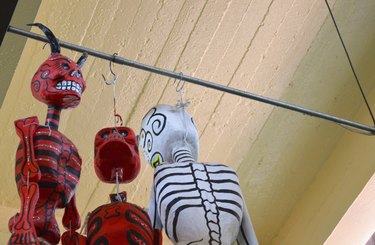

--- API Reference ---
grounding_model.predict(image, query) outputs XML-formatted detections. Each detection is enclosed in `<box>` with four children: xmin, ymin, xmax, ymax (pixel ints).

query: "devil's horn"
<box><xmin>77</xmin><ymin>52</ymin><xmax>88</xmax><ymax>68</ymax></box>
<box><xmin>27</xmin><ymin>23</ymin><xmax>61</xmax><ymax>54</ymax></box>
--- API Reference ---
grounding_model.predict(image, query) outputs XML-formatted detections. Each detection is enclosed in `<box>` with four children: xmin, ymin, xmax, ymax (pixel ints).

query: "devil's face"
<box><xmin>94</xmin><ymin>127</ymin><xmax>140</xmax><ymax>183</ymax></box>
<box><xmin>31</xmin><ymin>54</ymin><xmax>86</xmax><ymax>109</ymax></box>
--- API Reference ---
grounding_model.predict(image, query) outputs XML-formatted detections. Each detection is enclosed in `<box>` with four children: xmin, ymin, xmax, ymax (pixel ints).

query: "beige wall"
<box><xmin>272</xmin><ymin>86</ymin><xmax>375</xmax><ymax>244</ymax></box>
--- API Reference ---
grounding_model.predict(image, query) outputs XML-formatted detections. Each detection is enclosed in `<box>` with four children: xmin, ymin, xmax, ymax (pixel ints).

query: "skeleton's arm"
<box><xmin>236</xmin><ymin>203</ymin><xmax>258</xmax><ymax>245</ymax></box>
<box><xmin>148</xmin><ymin>181</ymin><xmax>163</xmax><ymax>245</ymax></box>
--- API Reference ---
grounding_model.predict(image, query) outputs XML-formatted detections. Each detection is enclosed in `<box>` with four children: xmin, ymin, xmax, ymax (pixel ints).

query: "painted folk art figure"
<box><xmin>61</xmin><ymin>126</ymin><xmax>161</xmax><ymax>245</ymax></box>
<box><xmin>8</xmin><ymin>23</ymin><xmax>88</xmax><ymax>245</ymax></box>
<box><xmin>139</xmin><ymin>104</ymin><xmax>259</xmax><ymax>245</ymax></box>
<box><xmin>61</xmin><ymin>192</ymin><xmax>157</xmax><ymax>245</ymax></box>
<box><xmin>93</xmin><ymin>126</ymin><xmax>140</xmax><ymax>184</ymax></box>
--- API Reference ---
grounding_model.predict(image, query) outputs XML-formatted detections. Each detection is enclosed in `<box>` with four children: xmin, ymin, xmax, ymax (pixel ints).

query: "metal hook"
<box><xmin>174</xmin><ymin>72</ymin><xmax>190</xmax><ymax>108</ymax></box>
<box><xmin>102</xmin><ymin>53</ymin><xmax>119</xmax><ymax>85</ymax></box>
<box><xmin>102</xmin><ymin>53</ymin><xmax>122</xmax><ymax>128</ymax></box>
<box><xmin>109</xmin><ymin>53</ymin><xmax>118</xmax><ymax>77</ymax></box>
<box><xmin>174</xmin><ymin>72</ymin><xmax>185</xmax><ymax>92</ymax></box>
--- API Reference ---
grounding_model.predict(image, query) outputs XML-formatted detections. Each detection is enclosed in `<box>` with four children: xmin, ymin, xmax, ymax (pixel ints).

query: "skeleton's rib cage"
<box><xmin>149</xmin><ymin>160</ymin><xmax>258</xmax><ymax>245</ymax></box>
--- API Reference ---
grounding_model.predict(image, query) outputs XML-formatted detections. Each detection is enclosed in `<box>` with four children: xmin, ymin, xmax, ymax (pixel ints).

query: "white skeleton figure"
<box><xmin>139</xmin><ymin>104</ymin><xmax>258</xmax><ymax>245</ymax></box>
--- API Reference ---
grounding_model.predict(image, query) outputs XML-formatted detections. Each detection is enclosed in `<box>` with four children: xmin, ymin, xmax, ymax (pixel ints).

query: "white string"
<box><xmin>174</xmin><ymin>73</ymin><xmax>190</xmax><ymax>108</ymax></box>
<box><xmin>102</xmin><ymin>57</ymin><xmax>120</xmax><ymax>128</ymax></box>
<box><xmin>116</xmin><ymin>171</ymin><xmax>121</xmax><ymax>202</ymax></box>
<box><xmin>113</xmin><ymin>77</ymin><xmax>117</xmax><ymax>127</ymax></box>
<box><xmin>174</xmin><ymin>73</ymin><xmax>190</xmax><ymax>145</ymax></box>
<box><xmin>105</xmin><ymin>74</ymin><xmax>118</xmax><ymax>128</ymax></box>
<box><xmin>47</xmin><ymin>124</ymin><xmax>52</xmax><ymax>136</ymax></box>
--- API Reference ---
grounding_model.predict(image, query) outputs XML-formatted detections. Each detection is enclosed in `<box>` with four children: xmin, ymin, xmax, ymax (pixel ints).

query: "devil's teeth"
<box><xmin>55</xmin><ymin>80</ymin><xmax>82</xmax><ymax>95</ymax></box>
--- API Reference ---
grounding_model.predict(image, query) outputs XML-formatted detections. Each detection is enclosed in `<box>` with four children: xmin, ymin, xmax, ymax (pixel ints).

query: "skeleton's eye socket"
<box><xmin>101</xmin><ymin>132</ymin><xmax>109</xmax><ymax>138</ymax></box>
<box><xmin>62</xmin><ymin>63</ymin><xmax>70</xmax><ymax>70</ymax></box>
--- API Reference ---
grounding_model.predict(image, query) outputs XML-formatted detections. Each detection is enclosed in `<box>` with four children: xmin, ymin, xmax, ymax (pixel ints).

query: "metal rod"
<box><xmin>7</xmin><ymin>25</ymin><xmax>375</xmax><ymax>134</ymax></box>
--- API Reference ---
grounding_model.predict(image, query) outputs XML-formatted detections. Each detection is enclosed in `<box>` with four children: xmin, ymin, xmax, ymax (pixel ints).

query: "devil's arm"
<box><xmin>14</xmin><ymin>116</ymin><xmax>41</xmax><ymax>182</ymax></box>
<box><xmin>8</xmin><ymin>117</ymin><xmax>41</xmax><ymax>245</ymax></box>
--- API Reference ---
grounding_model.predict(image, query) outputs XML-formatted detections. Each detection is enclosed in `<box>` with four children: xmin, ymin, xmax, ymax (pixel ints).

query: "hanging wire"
<box><xmin>174</xmin><ymin>72</ymin><xmax>190</xmax><ymax>108</ymax></box>
<box><xmin>173</xmin><ymin>73</ymin><xmax>190</xmax><ymax>144</ymax></box>
<box><xmin>102</xmin><ymin>55</ymin><xmax>125</xmax><ymax>202</ymax></box>
<box><xmin>324</xmin><ymin>0</ymin><xmax>375</xmax><ymax>128</ymax></box>
<box><xmin>115</xmin><ymin>171</ymin><xmax>121</xmax><ymax>202</ymax></box>
<box><xmin>102</xmin><ymin>53</ymin><xmax>122</xmax><ymax>128</ymax></box>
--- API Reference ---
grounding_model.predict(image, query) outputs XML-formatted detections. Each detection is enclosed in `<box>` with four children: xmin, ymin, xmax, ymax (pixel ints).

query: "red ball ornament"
<box><xmin>86</xmin><ymin>192</ymin><xmax>154</xmax><ymax>245</ymax></box>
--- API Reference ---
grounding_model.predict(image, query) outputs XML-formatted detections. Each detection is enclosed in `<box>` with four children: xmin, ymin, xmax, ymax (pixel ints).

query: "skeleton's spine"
<box><xmin>190</xmin><ymin>164</ymin><xmax>221</xmax><ymax>245</ymax></box>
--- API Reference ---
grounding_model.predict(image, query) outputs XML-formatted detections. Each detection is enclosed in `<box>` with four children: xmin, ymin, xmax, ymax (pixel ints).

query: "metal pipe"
<box><xmin>7</xmin><ymin>25</ymin><xmax>375</xmax><ymax>134</ymax></box>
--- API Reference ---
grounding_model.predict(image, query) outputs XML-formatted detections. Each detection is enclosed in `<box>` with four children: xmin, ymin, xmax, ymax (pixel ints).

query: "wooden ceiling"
<box><xmin>1</xmin><ymin>0</ymin><xmax>375</xmax><ymax>244</ymax></box>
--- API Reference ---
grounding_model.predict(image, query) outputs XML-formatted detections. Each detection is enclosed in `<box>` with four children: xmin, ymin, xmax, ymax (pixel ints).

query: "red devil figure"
<box><xmin>61</xmin><ymin>126</ymin><xmax>161</xmax><ymax>245</ymax></box>
<box><xmin>8</xmin><ymin>23</ymin><xmax>88</xmax><ymax>245</ymax></box>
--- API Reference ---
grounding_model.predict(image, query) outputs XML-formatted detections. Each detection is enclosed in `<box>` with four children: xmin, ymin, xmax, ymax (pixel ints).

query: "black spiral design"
<box><xmin>146</xmin><ymin>108</ymin><xmax>166</xmax><ymax>136</ymax></box>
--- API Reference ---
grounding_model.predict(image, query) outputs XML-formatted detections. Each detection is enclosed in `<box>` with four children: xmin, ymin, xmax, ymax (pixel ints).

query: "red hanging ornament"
<box><xmin>62</xmin><ymin>192</ymin><xmax>160</xmax><ymax>245</ymax></box>
<box><xmin>94</xmin><ymin>126</ymin><xmax>140</xmax><ymax>183</ymax></box>
<box><xmin>8</xmin><ymin>23</ymin><xmax>88</xmax><ymax>245</ymax></box>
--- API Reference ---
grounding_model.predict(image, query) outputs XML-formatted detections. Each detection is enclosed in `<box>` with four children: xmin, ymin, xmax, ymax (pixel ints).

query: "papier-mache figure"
<box><xmin>8</xmin><ymin>24</ymin><xmax>88</xmax><ymax>245</ymax></box>
<box><xmin>61</xmin><ymin>125</ymin><xmax>161</xmax><ymax>245</ymax></box>
<box><xmin>139</xmin><ymin>104</ymin><xmax>259</xmax><ymax>245</ymax></box>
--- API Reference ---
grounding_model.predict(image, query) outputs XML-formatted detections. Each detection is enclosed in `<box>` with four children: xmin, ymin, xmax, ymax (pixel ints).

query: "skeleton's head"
<box><xmin>139</xmin><ymin>104</ymin><xmax>199</xmax><ymax>167</ymax></box>
<box><xmin>94</xmin><ymin>127</ymin><xmax>140</xmax><ymax>183</ymax></box>
<box><xmin>29</xmin><ymin>23</ymin><xmax>87</xmax><ymax>109</ymax></box>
